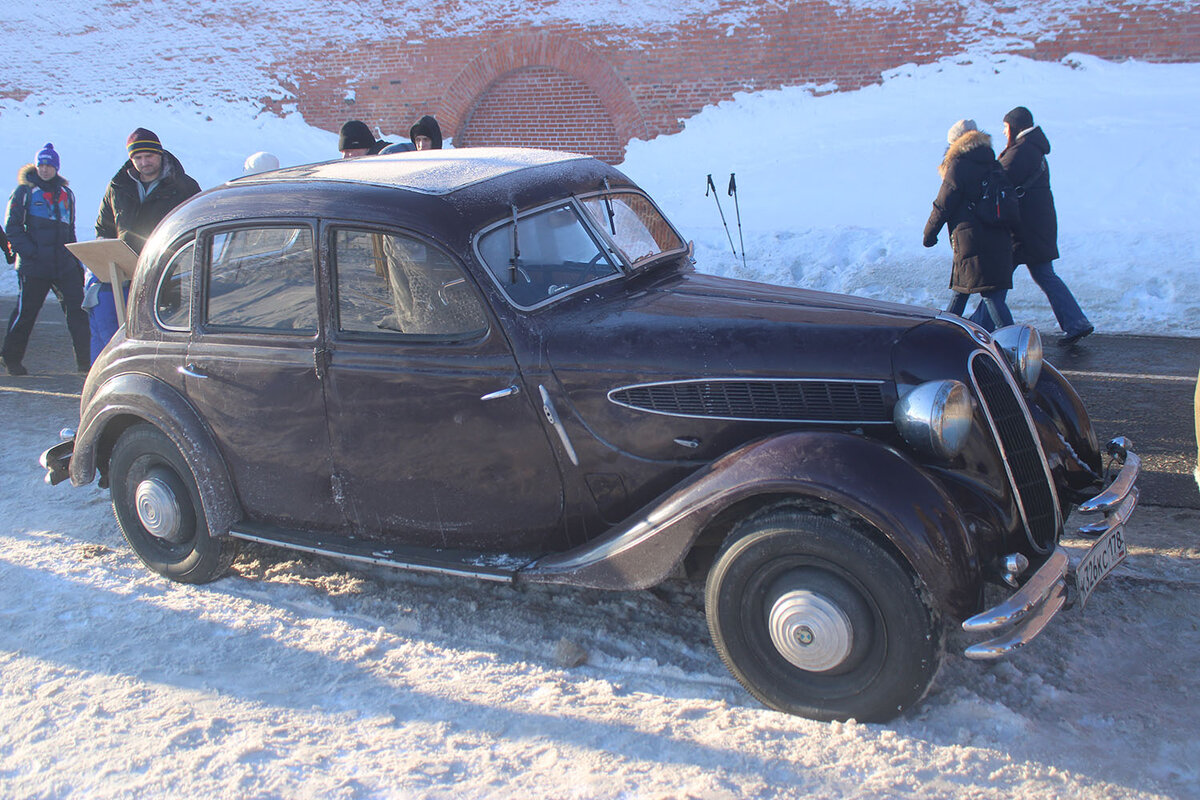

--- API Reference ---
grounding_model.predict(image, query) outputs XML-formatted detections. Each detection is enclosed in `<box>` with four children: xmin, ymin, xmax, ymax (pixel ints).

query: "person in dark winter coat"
<box><xmin>338</xmin><ymin>120</ymin><xmax>391</xmax><ymax>157</ymax></box>
<box><xmin>409</xmin><ymin>115</ymin><xmax>443</xmax><ymax>151</ymax></box>
<box><xmin>1</xmin><ymin>143</ymin><xmax>91</xmax><ymax>375</ymax></box>
<box><xmin>923</xmin><ymin>119</ymin><xmax>1015</xmax><ymax>329</ymax></box>
<box><xmin>89</xmin><ymin>127</ymin><xmax>201</xmax><ymax>362</ymax></box>
<box><xmin>0</xmin><ymin>222</ymin><xmax>13</xmax><ymax>265</ymax></box>
<box><xmin>968</xmin><ymin>106</ymin><xmax>1093</xmax><ymax>344</ymax></box>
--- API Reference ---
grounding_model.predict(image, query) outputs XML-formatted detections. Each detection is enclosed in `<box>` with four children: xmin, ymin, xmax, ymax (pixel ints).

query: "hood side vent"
<box><xmin>608</xmin><ymin>379</ymin><xmax>888</xmax><ymax>424</ymax></box>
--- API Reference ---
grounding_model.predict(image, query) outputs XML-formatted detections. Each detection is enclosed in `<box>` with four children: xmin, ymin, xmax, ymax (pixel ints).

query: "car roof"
<box><xmin>230</xmin><ymin>147</ymin><xmax>593</xmax><ymax>196</ymax></box>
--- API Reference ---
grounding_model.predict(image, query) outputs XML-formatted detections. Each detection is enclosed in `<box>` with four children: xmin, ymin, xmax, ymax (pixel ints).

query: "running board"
<box><xmin>228</xmin><ymin>523</ymin><xmax>532</xmax><ymax>583</ymax></box>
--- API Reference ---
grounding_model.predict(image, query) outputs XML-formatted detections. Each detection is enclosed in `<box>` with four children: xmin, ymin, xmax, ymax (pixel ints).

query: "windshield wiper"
<box><xmin>508</xmin><ymin>203</ymin><xmax>521</xmax><ymax>283</ymax></box>
<box><xmin>601</xmin><ymin>178</ymin><xmax>616</xmax><ymax>235</ymax></box>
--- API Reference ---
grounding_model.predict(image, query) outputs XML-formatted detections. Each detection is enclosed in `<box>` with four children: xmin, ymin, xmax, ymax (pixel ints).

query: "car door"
<box><xmin>322</xmin><ymin>224</ymin><xmax>566</xmax><ymax>551</ymax></box>
<box><xmin>181</xmin><ymin>222</ymin><xmax>345</xmax><ymax>531</ymax></box>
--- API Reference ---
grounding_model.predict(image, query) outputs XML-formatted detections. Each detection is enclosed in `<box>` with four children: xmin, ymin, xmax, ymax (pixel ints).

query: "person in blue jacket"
<box><xmin>1</xmin><ymin>143</ymin><xmax>91</xmax><ymax>376</ymax></box>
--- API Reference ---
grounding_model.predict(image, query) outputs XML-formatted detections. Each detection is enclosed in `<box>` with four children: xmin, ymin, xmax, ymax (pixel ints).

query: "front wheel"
<box><xmin>705</xmin><ymin>509</ymin><xmax>942</xmax><ymax>722</ymax></box>
<box><xmin>109</xmin><ymin>423</ymin><xmax>238</xmax><ymax>583</ymax></box>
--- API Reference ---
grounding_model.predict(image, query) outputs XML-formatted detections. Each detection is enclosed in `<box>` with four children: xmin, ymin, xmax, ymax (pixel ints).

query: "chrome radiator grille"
<box><xmin>970</xmin><ymin>352</ymin><xmax>1059</xmax><ymax>551</ymax></box>
<box><xmin>608</xmin><ymin>379</ymin><xmax>888</xmax><ymax>423</ymax></box>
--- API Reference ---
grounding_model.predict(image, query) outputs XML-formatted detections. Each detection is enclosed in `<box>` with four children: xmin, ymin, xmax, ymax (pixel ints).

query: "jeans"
<box><xmin>948</xmin><ymin>289</ymin><xmax>1013</xmax><ymax>330</ymax></box>
<box><xmin>969</xmin><ymin>261</ymin><xmax>1090</xmax><ymax>335</ymax></box>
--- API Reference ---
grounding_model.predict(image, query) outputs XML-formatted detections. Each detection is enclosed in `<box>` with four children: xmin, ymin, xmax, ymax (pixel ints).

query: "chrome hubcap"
<box><xmin>767</xmin><ymin>589</ymin><xmax>854</xmax><ymax>672</ymax></box>
<box><xmin>135</xmin><ymin>476</ymin><xmax>186</xmax><ymax>543</ymax></box>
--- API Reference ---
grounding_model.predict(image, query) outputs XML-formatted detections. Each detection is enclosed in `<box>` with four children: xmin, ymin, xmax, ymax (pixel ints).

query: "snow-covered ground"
<box><xmin>2</xmin><ymin>4</ymin><xmax>1200</xmax><ymax>796</ymax></box>
<box><xmin>2</xmin><ymin>379</ymin><xmax>1198</xmax><ymax>798</ymax></box>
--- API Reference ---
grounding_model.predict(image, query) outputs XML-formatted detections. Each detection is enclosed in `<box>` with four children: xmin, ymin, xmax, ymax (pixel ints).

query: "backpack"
<box><xmin>968</xmin><ymin>163</ymin><xmax>1020</xmax><ymax>228</ymax></box>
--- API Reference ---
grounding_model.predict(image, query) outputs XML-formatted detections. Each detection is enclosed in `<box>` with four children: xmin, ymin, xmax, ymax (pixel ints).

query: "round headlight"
<box><xmin>894</xmin><ymin>380</ymin><xmax>975</xmax><ymax>460</ymax></box>
<box><xmin>992</xmin><ymin>324</ymin><xmax>1043</xmax><ymax>390</ymax></box>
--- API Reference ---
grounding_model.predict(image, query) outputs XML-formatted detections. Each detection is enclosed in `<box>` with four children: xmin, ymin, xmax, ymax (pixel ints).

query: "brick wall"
<box><xmin>278</xmin><ymin>1</ymin><xmax>1200</xmax><ymax>163</ymax></box>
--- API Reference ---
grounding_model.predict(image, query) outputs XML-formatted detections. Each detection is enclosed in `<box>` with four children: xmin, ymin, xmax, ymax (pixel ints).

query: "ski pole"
<box><xmin>706</xmin><ymin>174</ymin><xmax>738</xmax><ymax>257</ymax></box>
<box><xmin>728</xmin><ymin>173</ymin><xmax>746</xmax><ymax>269</ymax></box>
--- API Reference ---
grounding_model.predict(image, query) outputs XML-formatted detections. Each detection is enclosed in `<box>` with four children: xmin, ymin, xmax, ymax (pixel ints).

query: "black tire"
<box><xmin>109</xmin><ymin>423</ymin><xmax>238</xmax><ymax>583</ymax></box>
<box><xmin>705</xmin><ymin>509</ymin><xmax>942</xmax><ymax>722</ymax></box>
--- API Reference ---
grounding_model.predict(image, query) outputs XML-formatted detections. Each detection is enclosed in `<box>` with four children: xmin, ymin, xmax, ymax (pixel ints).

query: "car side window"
<box><xmin>154</xmin><ymin>238</ymin><xmax>195</xmax><ymax>331</ymax></box>
<box><xmin>334</xmin><ymin>228</ymin><xmax>487</xmax><ymax>341</ymax></box>
<box><xmin>205</xmin><ymin>226</ymin><xmax>317</xmax><ymax>332</ymax></box>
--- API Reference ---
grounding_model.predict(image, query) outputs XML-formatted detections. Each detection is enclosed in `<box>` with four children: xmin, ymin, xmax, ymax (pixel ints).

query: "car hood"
<box><xmin>541</xmin><ymin>271</ymin><xmax>937</xmax><ymax>382</ymax></box>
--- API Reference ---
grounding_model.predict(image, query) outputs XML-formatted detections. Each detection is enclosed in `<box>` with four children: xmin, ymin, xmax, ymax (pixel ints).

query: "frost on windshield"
<box><xmin>581</xmin><ymin>192</ymin><xmax>685</xmax><ymax>266</ymax></box>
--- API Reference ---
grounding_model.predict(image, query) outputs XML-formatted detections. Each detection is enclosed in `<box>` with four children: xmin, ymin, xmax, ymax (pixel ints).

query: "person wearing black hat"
<box><xmin>338</xmin><ymin>120</ymin><xmax>391</xmax><ymax>157</ymax></box>
<box><xmin>1</xmin><ymin>143</ymin><xmax>92</xmax><ymax>375</ymax></box>
<box><xmin>89</xmin><ymin>127</ymin><xmax>201</xmax><ymax>362</ymax></box>
<box><xmin>969</xmin><ymin>106</ymin><xmax>1093</xmax><ymax>345</ymax></box>
<box><xmin>409</xmin><ymin>115</ymin><xmax>443</xmax><ymax>151</ymax></box>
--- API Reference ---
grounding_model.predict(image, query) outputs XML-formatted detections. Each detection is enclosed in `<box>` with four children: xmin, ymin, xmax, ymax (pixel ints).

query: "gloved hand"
<box><xmin>2</xmin><ymin>244</ymin><xmax>13</xmax><ymax>265</ymax></box>
<box><xmin>922</xmin><ymin>232</ymin><xmax>937</xmax><ymax>248</ymax></box>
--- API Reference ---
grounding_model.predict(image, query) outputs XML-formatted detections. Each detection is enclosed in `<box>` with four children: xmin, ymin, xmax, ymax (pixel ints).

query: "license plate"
<box><xmin>1075</xmin><ymin>524</ymin><xmax>1128</xmax><ymax>608</ymax></box>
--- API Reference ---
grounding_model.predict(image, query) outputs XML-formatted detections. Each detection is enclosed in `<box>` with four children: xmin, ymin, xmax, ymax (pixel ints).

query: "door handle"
<box><xmin>481</xmin><ymin>385</ymin><xmax>520</xmax><ymax>401</ymax></box>
<box><xmin>177</xmin><ymin>363</ymin><xmax>207</xmax><ymax>379</ymax></box>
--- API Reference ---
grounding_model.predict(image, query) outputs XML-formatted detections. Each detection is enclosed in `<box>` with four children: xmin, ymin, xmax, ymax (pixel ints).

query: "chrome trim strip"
<box><xmin>1078</xmin><ymin>437</ymin><xmax>1140</xmax><ymax>513</ymax></box>
<box><xmin>227</xmin><ymin>529</ymin><xmax>516</xmax><ymax>583</ymax></box>
<box><xmin>964</xmin><ymin>580</ymin><xmax>1067</xmax><ymax>660</ymax></box>
<box><xmin>962</xmin><ymin>547</ymin><xmax>1070</xmax><ymax>632</ymax></box>
<box><xmin>539</xmin><ymin>384</ymin><xmax>579</xmax><ymax>466</ymax></box>
<box><xmin>606</xmin><ymin>377</ymin><xmax>891</xmax><ymax>425</ymax></box>
<box><xmin>968</xmin><ymin>349</ymin><xmax>1063</xmax><ymax>553</ymax></box>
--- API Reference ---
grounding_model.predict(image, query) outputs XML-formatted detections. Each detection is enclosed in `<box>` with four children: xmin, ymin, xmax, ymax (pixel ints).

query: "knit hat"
<box><xmin>127</xmin><ymin>128</ymin><xmax>163</xmax><ymax>157</ymax></box>
<box><xmin>1003</xmin><ymin>106</ymin><xmax>1035</xmax><ymax>134</ymax></box>
<box><xmin>36</xmin><ymin>142</ymin><xmax>60</xmax><ymax>170</ymax></box>
<box><xmin>338</xmin><ymin>120</ymin><xmax>375</xmax><ymax>151</ymax></box>
<box><xmin>409</xmin><ymin>115</ymin><xmax>443</xmax><ymax>149</ymax></box>
<box><xmin>947</xmin><ymin>119</ymin><xmax>977</xmax><ymax>144</ymax></box>
<box><xmin>243</xmin><ymin>151</ymin><xmax>280</xmax><ymax>175</ymax></box>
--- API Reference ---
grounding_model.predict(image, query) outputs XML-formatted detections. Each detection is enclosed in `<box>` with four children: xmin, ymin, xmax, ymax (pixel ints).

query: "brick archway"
<box><xmin>457</xmin><ymin>66</ymin><xmax>624</xmax><ymax>162</ymax></box>
<box><xmin>441</xmin><ymin>33</ymin><xmax>648</xmax><ymax>163</ymax></box>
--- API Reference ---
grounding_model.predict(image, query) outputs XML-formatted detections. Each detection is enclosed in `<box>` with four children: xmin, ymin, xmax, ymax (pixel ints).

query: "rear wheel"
<box><xmin>705</xmin><ymin>509</ymin><xmax>942</xmax><ymax>721</ymax></box>
<box><xmin>109</xmin><ymin>424</ymin><xmax>238</xmax><ymax>583</ymax></box>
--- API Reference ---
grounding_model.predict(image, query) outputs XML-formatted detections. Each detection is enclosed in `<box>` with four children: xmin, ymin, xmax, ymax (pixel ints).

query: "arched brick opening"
<box><xmin>457</xmin><ymin>66</ymin><xmax>624</xmax><ymax>162</ymax></box>
<box><xmin>441</xmin><ymin>33</ymin><xmax>649</xmax><ymax>163</ymax></box>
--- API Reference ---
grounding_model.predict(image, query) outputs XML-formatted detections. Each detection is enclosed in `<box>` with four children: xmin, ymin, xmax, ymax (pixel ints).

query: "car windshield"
<box><xmin>476</xmin><ymin>203</ymin><xmax>621</xmax><ymax>308</ymax></box>
<box><xmin>579</xmin><ymin>191</ymin><xmax>686</xmax><ymax>268</ymax></box>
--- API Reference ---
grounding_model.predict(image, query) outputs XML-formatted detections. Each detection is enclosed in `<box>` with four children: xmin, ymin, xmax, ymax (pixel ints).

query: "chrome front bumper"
<box><xmin>961</xmin><ymin>437</ymin><xmax>1141</xmax><ymax>659</ymax></box>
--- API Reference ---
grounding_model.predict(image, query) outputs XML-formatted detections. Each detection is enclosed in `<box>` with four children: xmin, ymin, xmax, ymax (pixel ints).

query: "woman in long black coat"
<box><xmin>923</xmin><ymin>119</ymin><xmax>1014</xmax><ymax>329</ymax></box>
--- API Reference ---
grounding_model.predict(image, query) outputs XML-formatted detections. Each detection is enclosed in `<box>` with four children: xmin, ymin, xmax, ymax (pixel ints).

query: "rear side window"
<box><xmin>205</xmin><ymin>226</ymin><xmax>317</xmax><ymax>332</ymax></box>
<box><xmin>334</xmin><ymin>228</ymin><xmax>487</xmax><ymax>341</ymax></box>
<box><xmin>154</xmin><ymin>239</ymin><xmax>195</xmax><ymax>331</ymax></box>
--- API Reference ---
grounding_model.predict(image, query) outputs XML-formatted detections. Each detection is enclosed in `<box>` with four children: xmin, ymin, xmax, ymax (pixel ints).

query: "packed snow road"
<box><xmin>1</xmin><ymin>366</ymin><xmax>1197</xmax><ymax>799</ymax></box>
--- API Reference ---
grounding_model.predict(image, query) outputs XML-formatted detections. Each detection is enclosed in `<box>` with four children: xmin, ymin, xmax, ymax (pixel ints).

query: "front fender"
<box><xmin>1029</xmin><ymin>361</ymin><xmax>1104</xmax><ymax>503</ymax></box>
<box><xmin>70</xmin><ymin>372</ymin><xmax>240</xmax><ymax>539</ymax></box>
<box><xmin>521</xmin><ymin>431</ymin><xmax>982</xmax><ymax>617</ymax></box>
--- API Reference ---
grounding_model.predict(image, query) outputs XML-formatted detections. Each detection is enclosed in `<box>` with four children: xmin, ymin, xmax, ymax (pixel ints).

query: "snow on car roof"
<box><xmin>232</xmin><ymin>147</ymin><xmax>592</xmax><ymax>195</ymax></box>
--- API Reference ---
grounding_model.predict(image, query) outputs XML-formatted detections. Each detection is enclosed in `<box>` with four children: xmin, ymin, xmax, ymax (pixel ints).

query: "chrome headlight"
<box><xmin>894</xmin><ymin>380</ymin><xmax>975</xmax><ymax>460</ymax></box>
<box><xmin>992</xmin><ymin>325</ymin><xmax>1043</xmax><ymax>390</ymax></box>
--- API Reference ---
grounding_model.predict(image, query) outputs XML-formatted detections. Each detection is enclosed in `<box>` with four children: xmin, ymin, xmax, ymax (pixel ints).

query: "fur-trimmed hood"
<box><xmin>939</xmin><ymin>129</ymin><xmax>993</xmax><ymax>178</ymax></box>
<box><xmin>17</xmin><ymin>164</ymin><xmax>69</xmax><ymax>188</ymax></box>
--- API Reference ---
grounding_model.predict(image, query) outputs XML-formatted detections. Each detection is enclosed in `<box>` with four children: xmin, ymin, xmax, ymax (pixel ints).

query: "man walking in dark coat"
<box><xmin>970</xmin><ymin>106</ymin><xmax>1093</xmax><ymax>344</ymax></box>
<box><xmin>89</xmin><ymin>127</ymin><xmax>201</xmax><ymax>362</ymax></box>
<box><xmin>1</xmin><ymin>143</ymin><xmax>91</xmax><ymax>375</ymax></box>
<box><xmin>923</xmin><ymin>119</ymin><xmax>1015</xmax><ymax>329</ymax></box>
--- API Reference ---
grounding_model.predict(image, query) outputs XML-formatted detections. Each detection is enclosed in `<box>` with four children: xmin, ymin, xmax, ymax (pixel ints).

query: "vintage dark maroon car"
<box><xmin>42</xmin><ymin>148</ymin><xmax>1139</xmax><ymax>721</ymax></box>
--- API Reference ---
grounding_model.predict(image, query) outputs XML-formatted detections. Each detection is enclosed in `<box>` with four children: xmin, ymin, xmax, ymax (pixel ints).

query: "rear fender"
<box><xmin>70</xmin><ymin>373</ymin><xmax>240</xmax><ymax>538</ymax></box>
<box><xmin>521</xmin><ymin>431</ymin><xmax>982</xmax><ymax>617</ymax></box>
